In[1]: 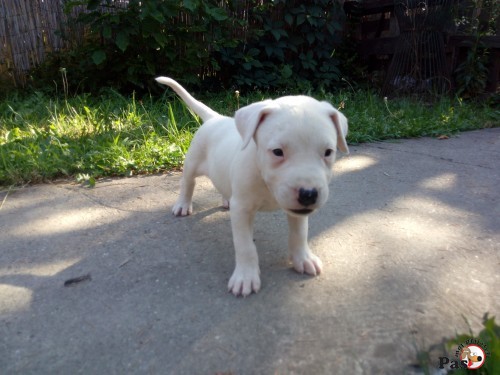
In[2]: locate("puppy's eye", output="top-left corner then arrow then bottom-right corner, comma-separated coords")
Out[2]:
324,149 -> 334,157
272,148 -> 284,157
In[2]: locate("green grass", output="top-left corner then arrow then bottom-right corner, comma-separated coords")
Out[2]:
336,92 -> 499,144
0,90 -> 199,185
0,89 -> 498,186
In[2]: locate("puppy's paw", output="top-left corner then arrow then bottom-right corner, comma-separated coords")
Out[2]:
222,198 -> 230,210
292,251 -> 323,276
228,265 -> 261,297
172,200 -> 192,216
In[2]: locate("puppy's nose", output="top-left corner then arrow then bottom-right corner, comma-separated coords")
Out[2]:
298,188 -> 318,206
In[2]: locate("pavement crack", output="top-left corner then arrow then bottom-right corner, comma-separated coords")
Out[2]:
57,185 -> 154,213
364,144 -> 496,170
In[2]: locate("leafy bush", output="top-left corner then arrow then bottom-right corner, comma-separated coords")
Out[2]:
452,0 -> 499,98
218,0 -> 345,91
30,0 -> 345,94
31,0 -> 238,93
454,42 -> 490,98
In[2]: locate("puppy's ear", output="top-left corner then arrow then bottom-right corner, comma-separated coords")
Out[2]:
235,100 -> 278,149
321,102 -> 349,154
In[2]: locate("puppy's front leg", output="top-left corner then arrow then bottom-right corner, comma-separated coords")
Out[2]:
227,202 -> 260,297
287,214 -> 323,275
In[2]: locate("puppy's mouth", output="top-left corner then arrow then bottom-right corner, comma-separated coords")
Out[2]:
289,208 -> 314,215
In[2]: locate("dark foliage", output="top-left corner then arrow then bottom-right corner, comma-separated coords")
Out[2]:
29,0 -> 345,94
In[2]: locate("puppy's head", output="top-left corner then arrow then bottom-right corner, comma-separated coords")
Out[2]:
235,96 -> 348,216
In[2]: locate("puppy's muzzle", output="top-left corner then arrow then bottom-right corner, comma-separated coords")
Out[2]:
289,188 -> 318,215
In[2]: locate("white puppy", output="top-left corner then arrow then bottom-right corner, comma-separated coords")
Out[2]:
156,77 -> 349,297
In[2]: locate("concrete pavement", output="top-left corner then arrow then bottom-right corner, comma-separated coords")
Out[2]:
1,128 -> 499,374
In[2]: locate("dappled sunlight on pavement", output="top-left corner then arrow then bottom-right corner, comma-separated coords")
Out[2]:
0,129 -> 498,374
333,153 -> 378,175
0,285 -> 32,315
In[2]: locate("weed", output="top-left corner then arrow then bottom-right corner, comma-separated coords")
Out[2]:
415,314 -> 500,374
443,314 -> 499,374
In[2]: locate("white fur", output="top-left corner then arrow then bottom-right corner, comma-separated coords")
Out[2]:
156,76 -> 349,297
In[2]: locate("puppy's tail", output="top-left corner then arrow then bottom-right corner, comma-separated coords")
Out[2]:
155,76 -> 221,122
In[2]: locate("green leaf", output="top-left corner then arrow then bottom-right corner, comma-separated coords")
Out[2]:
307,16 -> 318,27
152,32 -> 167,48
281,64 -> 293,79
183,0 -> 199,12
265,45 -> 274,58
150,11 -> 165,23
309,6 -> 322,17
297,13 -> 306,25
91,50 -> 106,65
116,31 -> 129,52
102,25 -> 112,39
205,5 -> 228,21
87,0 -> 101,11
247,48 -> 260,57
271,29 -> 287,41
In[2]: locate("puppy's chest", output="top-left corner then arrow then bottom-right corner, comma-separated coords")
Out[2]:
257,193 -> 280,212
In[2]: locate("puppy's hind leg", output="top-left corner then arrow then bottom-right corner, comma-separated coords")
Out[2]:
172,173 -> 194,216
172,145 -> 204,216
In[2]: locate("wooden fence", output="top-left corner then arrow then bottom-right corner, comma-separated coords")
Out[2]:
0,0 -> 261,90
0,0 -> 131,88
2,0 -> 65,87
